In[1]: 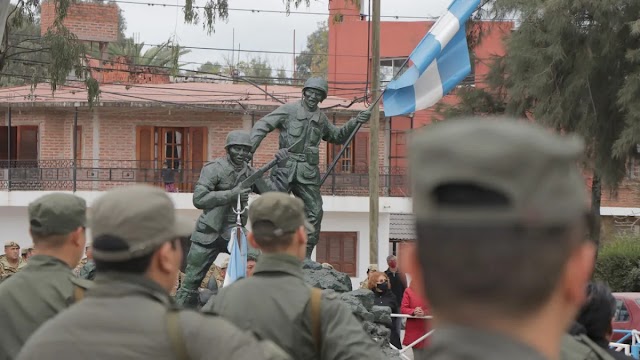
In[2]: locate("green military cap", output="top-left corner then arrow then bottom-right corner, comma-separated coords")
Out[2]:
28,193 -> 87,235
249,192 -> 314,238
4,241 -> 19,249
90,185 -> 194,262
409,117 -> 586,226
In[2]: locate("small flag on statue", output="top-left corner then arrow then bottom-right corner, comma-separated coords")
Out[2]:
223,228 -> 248,287
382,0 -> 481,117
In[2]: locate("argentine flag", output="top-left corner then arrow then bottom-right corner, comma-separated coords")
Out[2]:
382,0 -> 481,117
223,228 -> 248,287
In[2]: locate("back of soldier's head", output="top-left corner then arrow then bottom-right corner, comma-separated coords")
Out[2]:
249,192 -> 313,255
409,117 -> 594,320
90,185 -> 193,278
28,193 -> 87,253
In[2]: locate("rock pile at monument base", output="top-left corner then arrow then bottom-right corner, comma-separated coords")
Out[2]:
302,260 -> 403,360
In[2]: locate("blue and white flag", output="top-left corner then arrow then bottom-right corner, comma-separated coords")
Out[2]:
382,0 -> 481,117
223,228 -> 248,287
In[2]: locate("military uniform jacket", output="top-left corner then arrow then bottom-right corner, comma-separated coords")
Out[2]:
0,255 -> 92,360
203,253 -> 381,360
421,325 -> 548,360
191,155 -> 287,245
251,101 -> 360,186
16,273 -> 292,360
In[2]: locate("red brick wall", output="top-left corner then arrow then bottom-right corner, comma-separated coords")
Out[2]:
7,107 -> 383,169
41,1 -> 119,43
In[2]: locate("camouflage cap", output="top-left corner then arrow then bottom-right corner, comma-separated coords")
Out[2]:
4,241 -> 19,248
28,193 -> 87,236
249,192 -> 314,238
409,117 -> 587,226
90,185 -> 194,262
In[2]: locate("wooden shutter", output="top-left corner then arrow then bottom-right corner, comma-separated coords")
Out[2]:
185,127 -> 208,192
136,126 -> 155,184
74,126 -> 82,161
0,127 -> 8,162
353,132 -> 369,173
136,126 -> 155,167
17,126 -> 38,161
316,232 -> 358,277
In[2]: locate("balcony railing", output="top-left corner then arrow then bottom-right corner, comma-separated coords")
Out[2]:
0,159 -> 410,197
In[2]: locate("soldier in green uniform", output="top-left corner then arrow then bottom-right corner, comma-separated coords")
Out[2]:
250,78 -> 372,258
0,193 -> 91,360
202,192 -> 381,360
175,130 -> 289,308
16,185 -> 292,360
0,241 -> 28,280
405,117 -> 599,360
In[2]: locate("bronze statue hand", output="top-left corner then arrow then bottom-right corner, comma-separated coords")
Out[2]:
356,109 -> 372,123
231,186 -> 251,202
274,149 -> 290,165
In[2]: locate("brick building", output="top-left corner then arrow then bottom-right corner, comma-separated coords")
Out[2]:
0,80 -> 409,287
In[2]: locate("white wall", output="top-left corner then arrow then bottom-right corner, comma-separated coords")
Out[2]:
317,212 -> 391,290
0,191 -> 403,289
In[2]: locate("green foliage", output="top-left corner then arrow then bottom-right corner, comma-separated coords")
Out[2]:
197,61 -> 221,74
296,21 -> 328,82
237,56 -> 273,84
595,236 -> 640,292
182,0 -> 309,34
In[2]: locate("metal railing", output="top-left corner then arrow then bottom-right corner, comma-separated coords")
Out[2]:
391,313 -> 433,360
611,329 -> 640,358
0,159 -> 410,196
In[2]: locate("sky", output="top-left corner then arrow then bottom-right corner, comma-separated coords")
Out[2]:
115,0 -> 452,72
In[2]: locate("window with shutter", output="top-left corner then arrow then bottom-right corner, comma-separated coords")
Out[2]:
326,131 -> 369,174
135,126 -> 208,191
74,126 -> 82,161
316,232 -> 358,276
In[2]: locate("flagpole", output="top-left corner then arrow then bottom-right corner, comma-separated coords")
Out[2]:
369,0 -> 381,268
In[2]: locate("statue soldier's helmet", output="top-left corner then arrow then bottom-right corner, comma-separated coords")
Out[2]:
302,77 -> 329,100
225,130 -> 252,149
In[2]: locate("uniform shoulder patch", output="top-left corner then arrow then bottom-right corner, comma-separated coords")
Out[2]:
69,275 -> 93,289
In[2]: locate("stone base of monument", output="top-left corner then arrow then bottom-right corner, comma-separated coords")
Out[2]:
302,259 -> 403,359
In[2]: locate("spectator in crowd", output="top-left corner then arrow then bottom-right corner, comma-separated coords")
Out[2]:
16,185 -> 291,360
0,193 -> 91,359
567,282 -> 631,360
246,254 -> 258,277
21,246 -> 34,262
406,118 -> 597,359
401,281 -> 431,359
385,255 -> 407,338
368,271 -> 402,350
0,241 -> 27,279
360,264 -> 378,289
162,159 -> 177,193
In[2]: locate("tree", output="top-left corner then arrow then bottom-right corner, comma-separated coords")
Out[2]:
437,0 -> 640,244
0,8 -> 48,87
2,0 -> 310,104
295,21 -> 328,82
196,61 -> 222,74
276,68 -> 290,85
237,56 -> 273,84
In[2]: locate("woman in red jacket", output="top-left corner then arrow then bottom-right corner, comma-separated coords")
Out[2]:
400,283 -> 431,358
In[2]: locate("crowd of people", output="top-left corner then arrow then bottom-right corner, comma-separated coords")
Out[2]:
0,117 -> 635,360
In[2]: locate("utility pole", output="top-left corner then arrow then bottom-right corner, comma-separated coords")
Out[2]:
369,0 -> 381,268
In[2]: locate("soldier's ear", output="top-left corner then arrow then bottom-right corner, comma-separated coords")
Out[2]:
247,232 -> 260,250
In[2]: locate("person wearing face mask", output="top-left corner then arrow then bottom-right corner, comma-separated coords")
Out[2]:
368,271 -> 402,350
175,130 -> 289,308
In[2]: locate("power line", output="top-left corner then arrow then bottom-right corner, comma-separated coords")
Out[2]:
112,0 -> 441,21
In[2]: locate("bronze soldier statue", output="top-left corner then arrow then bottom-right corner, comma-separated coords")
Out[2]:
175,130 -> 288,308
250,78 -> 371,258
